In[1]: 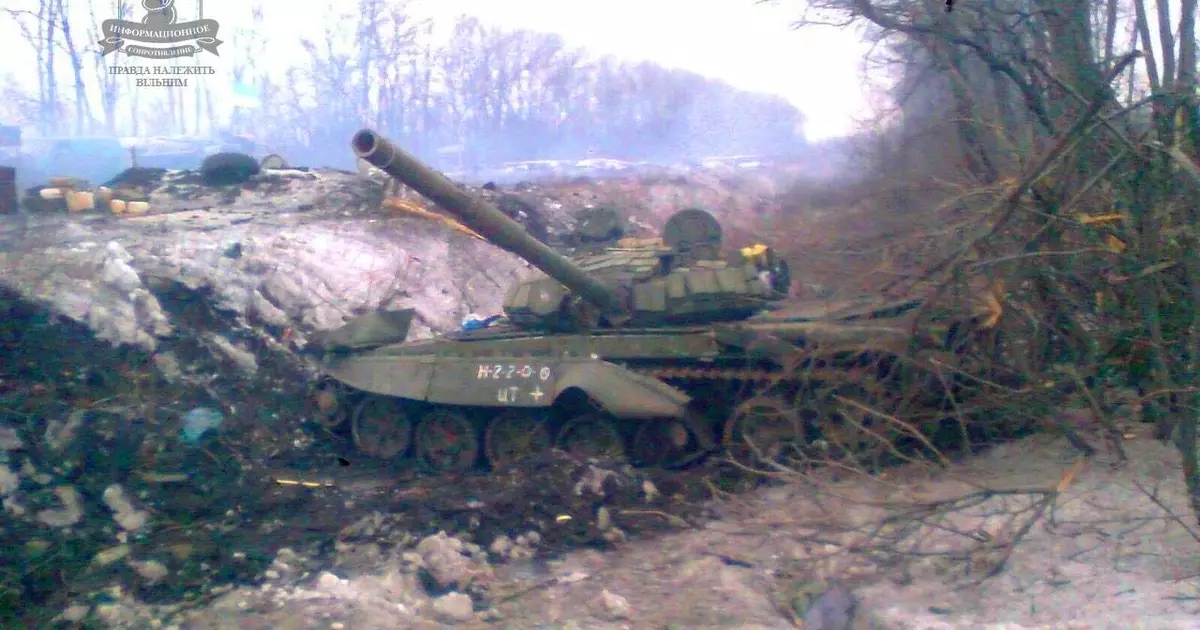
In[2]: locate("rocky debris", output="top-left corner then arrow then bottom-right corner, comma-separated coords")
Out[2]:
55,603 -> 90,624
0,425 -> 23,451
92,544 -> 131,567
792,581 -> 858,630
1,427 -> 1188,629
488,532 -> 539,561
101,484 -> 150,531
431,591 -> 475,623
44,409 -> 88,452
0,373 -> 709,627
128,558 -> 170,584
202,332 -> 259,374
35,485 -> 84,527
414,530 -> 493,591
0,465 -> 20,499
590,588 -> 632,620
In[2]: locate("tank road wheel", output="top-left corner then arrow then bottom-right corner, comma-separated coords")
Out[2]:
810,385 -> 898,469
632,420 -> 698,468
556,413 -> 625,461
309,379 -> 348,428
484,409 -> 553,468
415,409 -> 480,474
723,395 -> 804,469
351,396 -> 412,459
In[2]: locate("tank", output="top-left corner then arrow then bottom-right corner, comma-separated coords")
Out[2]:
309,129 -> 991,474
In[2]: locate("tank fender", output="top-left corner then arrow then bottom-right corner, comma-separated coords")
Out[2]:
554,360 -> 690,419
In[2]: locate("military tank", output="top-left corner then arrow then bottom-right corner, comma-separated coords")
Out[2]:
309,129 -> 991,474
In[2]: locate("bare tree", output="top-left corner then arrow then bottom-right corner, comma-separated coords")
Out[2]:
4,1 -> 808,169
86,0 -> 125,134
55,0 -> 90,135
783,0 -> 1200,526
3,1 -> 61,134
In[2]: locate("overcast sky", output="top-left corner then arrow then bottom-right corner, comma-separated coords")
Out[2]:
0,0 -> 875,141
411,0 -> 875,140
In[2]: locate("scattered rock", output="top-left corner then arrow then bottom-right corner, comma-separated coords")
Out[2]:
180,407 -> 224,443
431,591 -> 475,624
56,604 -> 90,623
641,479 -> 660,503
263,547 -> 307,582
93,544 -> 131,567
128,558 -> 170,584
416,531 -> 491,590
591,588 -> 631,620
44,409 -> 87,453
573,465 -> 621,497
152,350 -> 183,383
102,484 -> 150,531
317,571 -> 349,592
0,425 -> 24,451
488,535 -> 513,557
799,582 -> 858,630
203,332 -> 259,374
0,465 -> 19,496
35,485 -> 84,527
249,289 -> 290,327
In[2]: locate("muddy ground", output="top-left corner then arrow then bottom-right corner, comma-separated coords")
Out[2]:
3,310 -> 1197,630
18,421 -> 1194,630
163,426 -> 1198,630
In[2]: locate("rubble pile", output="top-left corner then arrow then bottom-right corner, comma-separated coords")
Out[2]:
1,387 -> 702,628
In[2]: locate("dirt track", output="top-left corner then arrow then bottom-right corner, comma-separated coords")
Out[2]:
50,424 -> 1194,630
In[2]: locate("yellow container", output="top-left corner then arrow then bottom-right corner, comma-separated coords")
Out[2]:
65,190 -> 96,212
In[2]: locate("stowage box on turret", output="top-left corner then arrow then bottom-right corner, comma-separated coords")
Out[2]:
308,129 -> 997,474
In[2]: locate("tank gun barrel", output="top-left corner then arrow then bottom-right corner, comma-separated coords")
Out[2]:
352,129 -> 628,319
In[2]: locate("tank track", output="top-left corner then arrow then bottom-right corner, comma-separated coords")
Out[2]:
312,356 -> 954,475
629,363 -> 916,469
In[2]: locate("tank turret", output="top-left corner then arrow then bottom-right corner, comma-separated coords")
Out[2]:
352,128 -> 789,331
352,129 -> 629,322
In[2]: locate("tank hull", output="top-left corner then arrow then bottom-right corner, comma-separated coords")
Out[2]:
313,298 -> 970,472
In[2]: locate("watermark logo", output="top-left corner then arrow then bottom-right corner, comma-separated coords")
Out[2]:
98,0 -> 222,59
